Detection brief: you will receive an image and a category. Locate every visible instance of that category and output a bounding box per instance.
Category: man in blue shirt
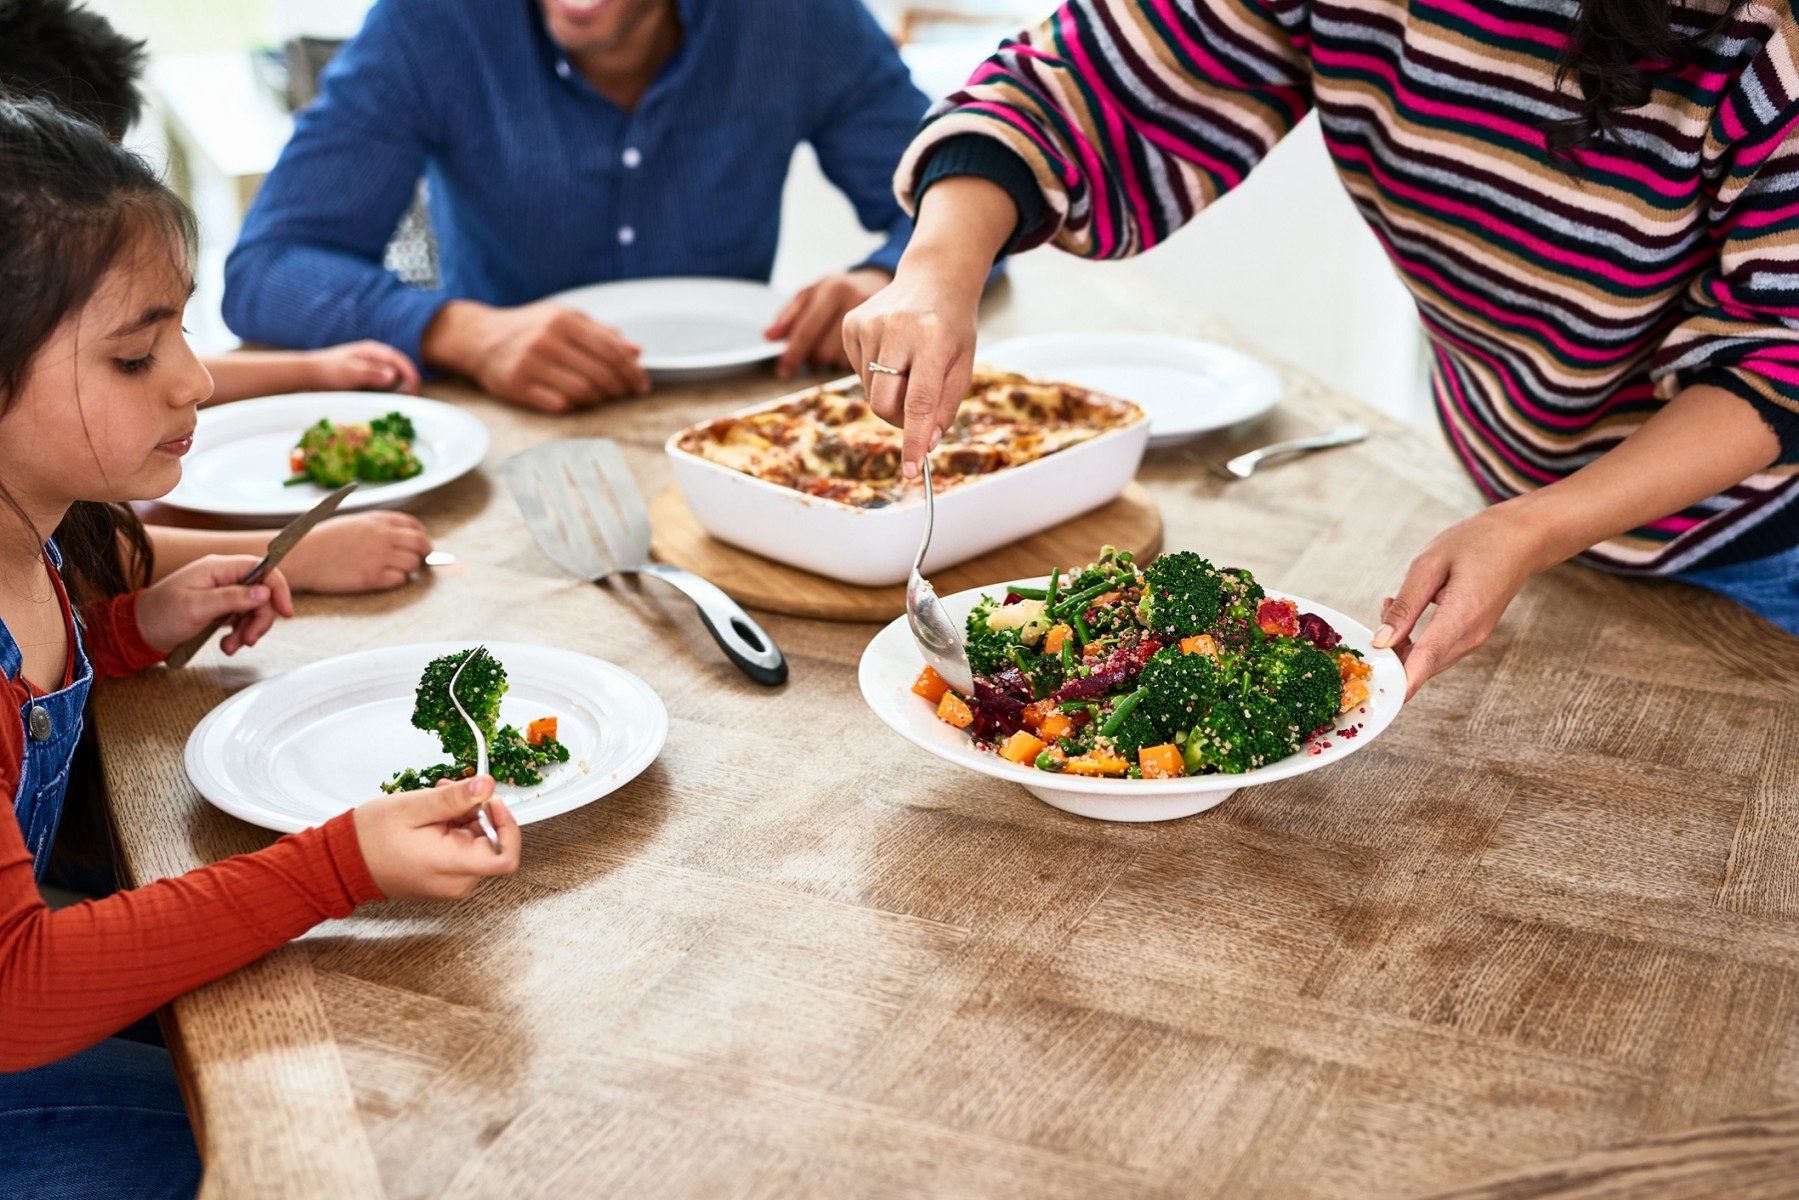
[223,0,929,412]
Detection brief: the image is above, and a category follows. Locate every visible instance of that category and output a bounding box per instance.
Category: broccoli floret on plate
[356,431,422,482]
[1134,551,1224,639]
[1211,567,1269,651]
[383,649,571,792]
[964,596,1027,677]
[1135,646,1223,742]
[1251,636,1342,736]
[1180,688,1296,774]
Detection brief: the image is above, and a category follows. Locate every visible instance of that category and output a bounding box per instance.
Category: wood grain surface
[93,254,1799,1198]
[646,482,1164,621]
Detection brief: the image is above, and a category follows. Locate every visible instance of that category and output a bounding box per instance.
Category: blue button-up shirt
[223,0,929,362]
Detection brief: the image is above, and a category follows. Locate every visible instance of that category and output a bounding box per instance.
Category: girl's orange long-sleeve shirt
[0,585,383,1071]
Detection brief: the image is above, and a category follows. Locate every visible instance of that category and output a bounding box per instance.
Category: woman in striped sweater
[844,0,1799,693]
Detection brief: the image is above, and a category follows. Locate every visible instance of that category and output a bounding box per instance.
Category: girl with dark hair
[0,96,521,1198]
[0,0,436,599]
[846,0,1799,695]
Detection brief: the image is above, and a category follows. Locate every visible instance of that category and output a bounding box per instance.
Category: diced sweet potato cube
[912,666,951,704]
[1039,711,1075,740]
[1044,624,1073,654]
[1021,699,1056,730]
[525,716,559,746]
[1179,634,1218,658]
[1138,743,1184,779]
[1339,678,1369,712]
[937,691,974,728]
[1336,652,1372,683]
[1000,730,1048,764]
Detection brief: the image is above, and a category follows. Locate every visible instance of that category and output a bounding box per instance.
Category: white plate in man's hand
[548,277,786,381]
[161,393,489,522]
[184,642,667,834]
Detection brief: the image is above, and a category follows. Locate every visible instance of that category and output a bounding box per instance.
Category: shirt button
[555,59,572,80]
[622,147,642,168]
[618,225,636,246]
[27,706,51,742]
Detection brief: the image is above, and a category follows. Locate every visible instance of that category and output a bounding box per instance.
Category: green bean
[1099,687,1147,737]
[1071,613,1092,647]
[1045,569,1060,612]
[1059,636,1074,673]
[1053,578,1117,618]
[1005,585,1049,600]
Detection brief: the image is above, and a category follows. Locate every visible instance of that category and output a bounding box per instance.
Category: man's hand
[421,300,650,413]
[765,268,891,381]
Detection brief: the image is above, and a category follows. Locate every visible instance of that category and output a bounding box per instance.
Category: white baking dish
[664,378,1150,587]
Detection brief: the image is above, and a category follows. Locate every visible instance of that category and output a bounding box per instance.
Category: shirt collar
[535,0,702,100]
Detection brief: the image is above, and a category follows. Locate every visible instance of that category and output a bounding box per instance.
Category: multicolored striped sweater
[898,0,1799,573]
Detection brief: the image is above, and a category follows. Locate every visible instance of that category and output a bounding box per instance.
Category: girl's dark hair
[0,94,195,599]
[1549,0,1748,154]
[0,0,149,143]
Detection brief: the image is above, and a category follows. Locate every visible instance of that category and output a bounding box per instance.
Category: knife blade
[164,482,359,668]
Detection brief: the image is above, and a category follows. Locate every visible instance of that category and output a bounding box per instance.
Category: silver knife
[164,482,359,668]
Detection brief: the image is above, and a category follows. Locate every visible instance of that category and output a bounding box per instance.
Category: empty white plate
[548,277,787,381]
[982,332,1283,448]
[184,641,667,834]
[161,393,489,522]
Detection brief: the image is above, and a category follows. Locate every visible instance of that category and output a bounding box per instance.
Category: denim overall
[2,542,92,881]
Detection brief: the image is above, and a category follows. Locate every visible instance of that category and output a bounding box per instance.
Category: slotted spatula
[500,439,788,686]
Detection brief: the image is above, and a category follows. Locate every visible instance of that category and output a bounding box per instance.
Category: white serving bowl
[859,578,1405,822]
[665,381,1150,587]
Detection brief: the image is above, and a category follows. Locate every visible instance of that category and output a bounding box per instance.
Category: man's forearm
[1507,383,1783,569]
[419,300,492,377]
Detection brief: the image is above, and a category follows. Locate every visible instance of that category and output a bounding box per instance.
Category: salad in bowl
[859,547,1404,822]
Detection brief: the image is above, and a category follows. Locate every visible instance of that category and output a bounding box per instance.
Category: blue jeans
[0,1038,200,1199]
[1675,543,1799,636]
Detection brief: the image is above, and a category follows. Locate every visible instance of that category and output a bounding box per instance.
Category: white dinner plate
[548,277,786,381]
[982,332,1283,448]
[185,641,668,834]
[859,578,1404,823]
[161,393,489,522]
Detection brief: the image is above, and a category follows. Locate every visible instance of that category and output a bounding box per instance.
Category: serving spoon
[905,457,975,696]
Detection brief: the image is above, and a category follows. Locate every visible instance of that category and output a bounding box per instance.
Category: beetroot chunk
[1296,612,1342,651]
[1054,639,1162,701]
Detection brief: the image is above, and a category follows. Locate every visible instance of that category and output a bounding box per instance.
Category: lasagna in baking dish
[672,368,1144,508]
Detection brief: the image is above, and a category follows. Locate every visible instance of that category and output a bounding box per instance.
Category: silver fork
[1210,423,1369,480]
[905,457,975,696]
[448,646,504,855]
[500,440,788,686]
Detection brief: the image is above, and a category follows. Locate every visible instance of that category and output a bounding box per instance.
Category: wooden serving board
[648,483,1163,623]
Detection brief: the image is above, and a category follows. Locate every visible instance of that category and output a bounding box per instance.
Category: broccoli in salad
[286,411,423,488]
[910,547,1374,780]
[382,649,569,792]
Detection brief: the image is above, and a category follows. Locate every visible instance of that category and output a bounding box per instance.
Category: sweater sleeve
[895,0,1313,260]
[1650,27,1799,465]
[78,592,165,683]
[0,808,382,1071]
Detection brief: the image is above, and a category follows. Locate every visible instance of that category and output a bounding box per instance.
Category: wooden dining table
[99,252,1799,1198]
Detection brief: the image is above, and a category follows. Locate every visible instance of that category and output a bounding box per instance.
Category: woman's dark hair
[0,94,195,599]
[1549,0,1748,154]
[0,0,148,143]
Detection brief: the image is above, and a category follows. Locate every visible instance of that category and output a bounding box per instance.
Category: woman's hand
[765,268,892,380]
[353,775,521,900]
[1373,501,1551,698]
[136,555,296,656]
[304,339,421,395]
[279,512,433,594]
[841,176,1021,475]
[841,259,984,474]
